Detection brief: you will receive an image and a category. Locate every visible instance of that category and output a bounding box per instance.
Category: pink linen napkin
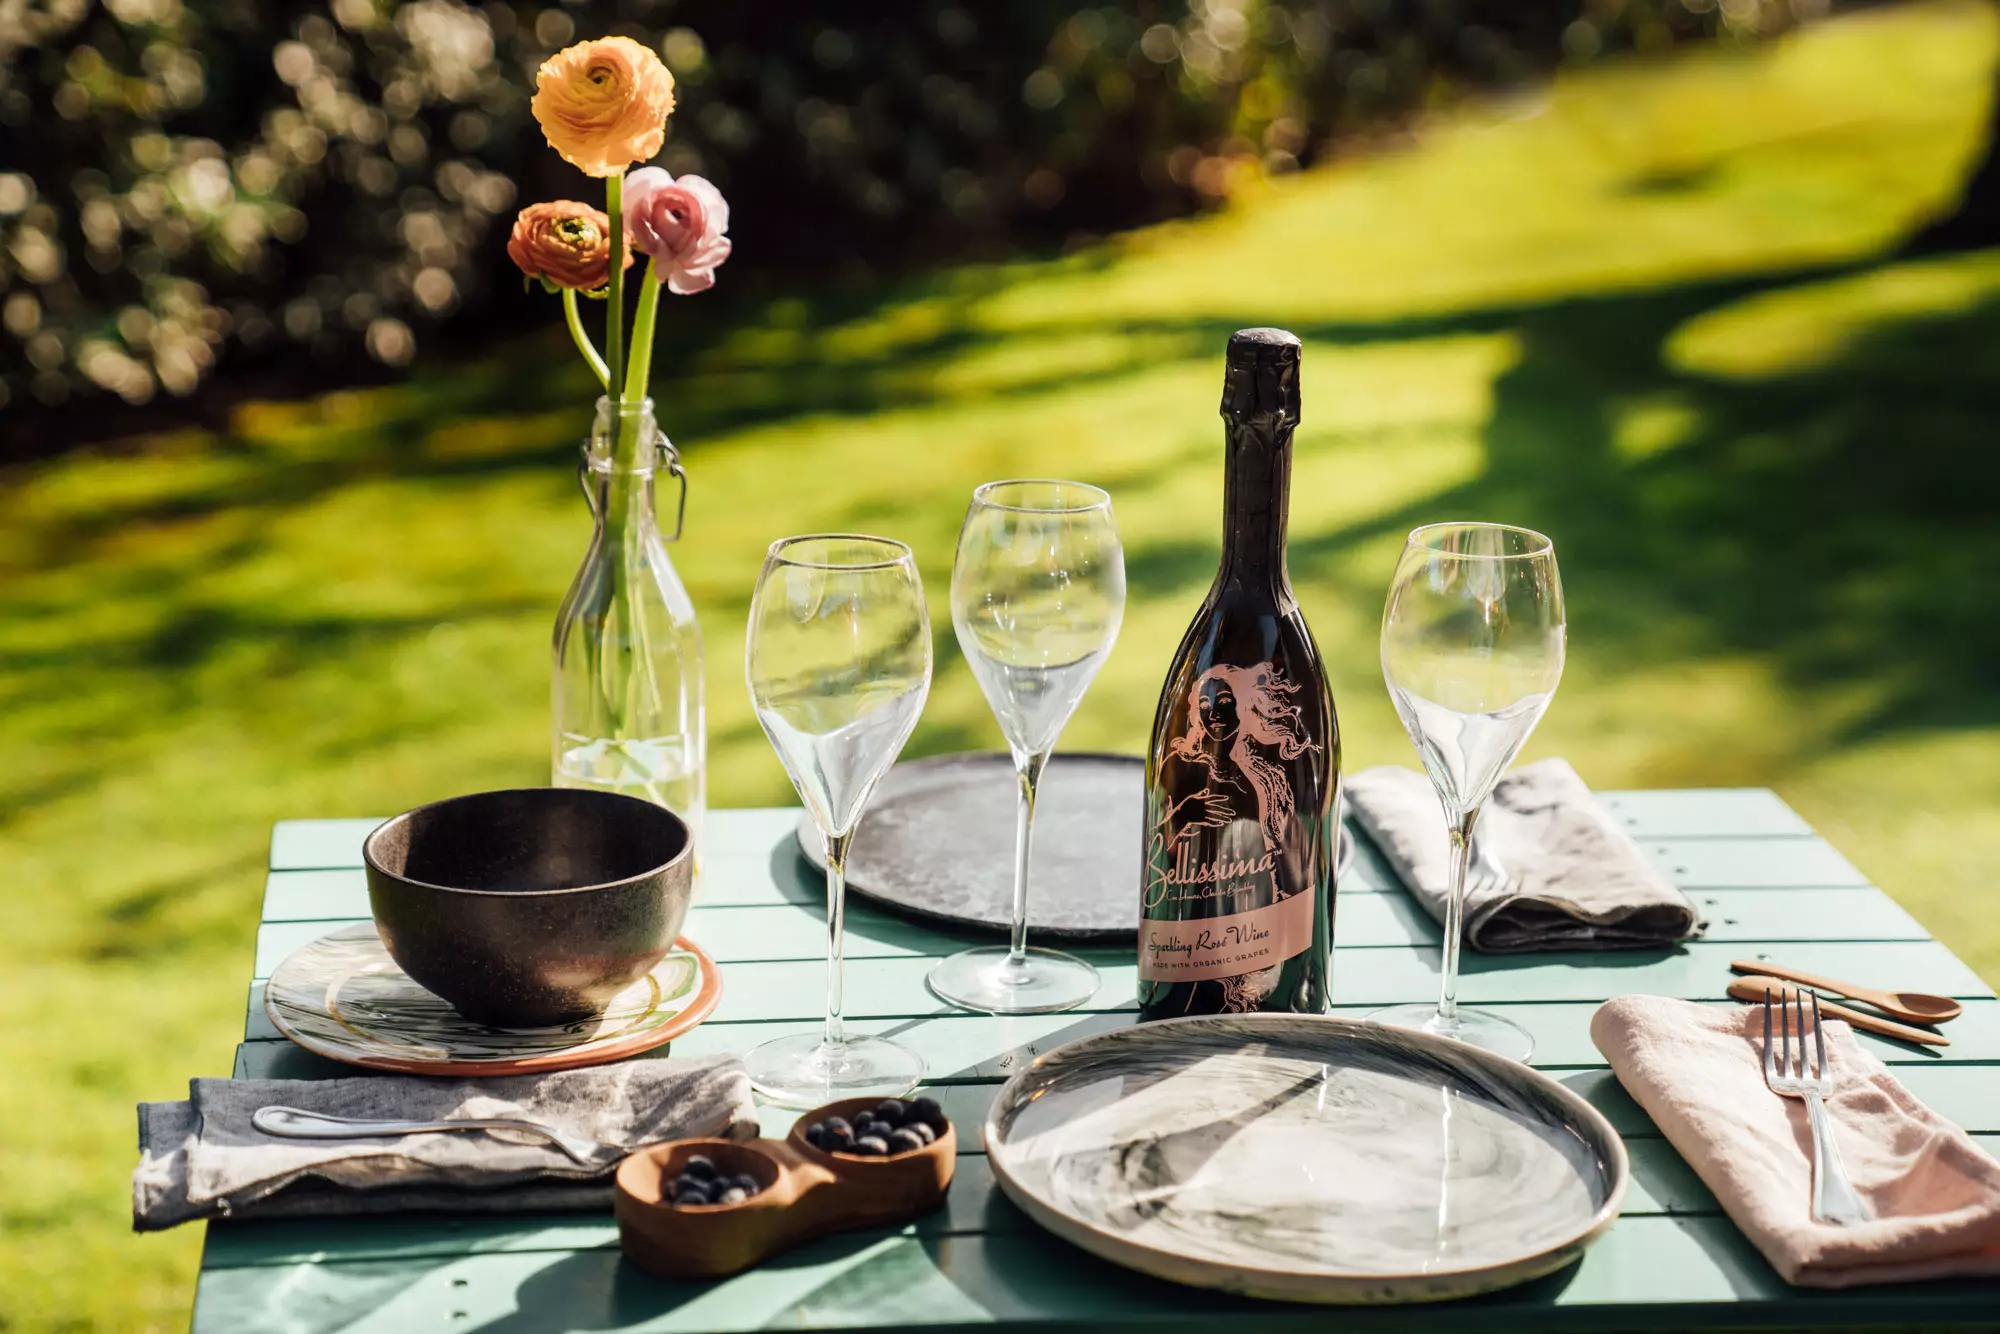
[1591,994,2000,1287]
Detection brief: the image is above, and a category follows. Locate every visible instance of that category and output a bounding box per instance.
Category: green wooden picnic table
[192,790,2000,1331]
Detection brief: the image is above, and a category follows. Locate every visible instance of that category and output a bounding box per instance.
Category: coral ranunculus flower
[624,168,732,294]
[531,36,676,178]
[506,201,631,291]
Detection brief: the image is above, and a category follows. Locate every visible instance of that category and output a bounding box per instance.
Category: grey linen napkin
[1345,758,1702,952]
[133,1055,756,1231]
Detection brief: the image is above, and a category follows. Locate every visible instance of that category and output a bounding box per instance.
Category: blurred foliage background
[1,0,1825,443]
[5,0,2000,1331]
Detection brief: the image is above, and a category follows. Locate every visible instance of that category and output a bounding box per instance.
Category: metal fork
[1761,987,1873,1225]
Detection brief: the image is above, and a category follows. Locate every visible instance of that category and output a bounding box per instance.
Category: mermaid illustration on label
[1158,661,1318,865]
[1151,661,1320,1011]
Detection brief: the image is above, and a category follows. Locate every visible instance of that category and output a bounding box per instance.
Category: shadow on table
[458,1229,1611,1334]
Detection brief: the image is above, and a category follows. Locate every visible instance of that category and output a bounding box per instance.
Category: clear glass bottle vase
[552,395,706,861]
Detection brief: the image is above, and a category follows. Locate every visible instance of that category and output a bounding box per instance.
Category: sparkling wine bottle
[1138,328,1340,1020]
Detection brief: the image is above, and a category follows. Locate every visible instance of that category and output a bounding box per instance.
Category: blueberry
[718,1187,749,1205]
[873,1099,907,1127]
[672,1177,710,1205]
[732,1172,761,1196]
[888,1128,926,1154]
[906,1120,937,1145]
[822,1122,854,1150]
[855,1118,886,1140]
[908,1096,945,1129]
[821,1115,851,1139]
[804,1121,826,1148]
[681,1154,718,1182]
[851,1135,889,1156]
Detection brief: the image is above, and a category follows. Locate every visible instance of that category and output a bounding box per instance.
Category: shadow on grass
[1288,268,2000,748]
[6,247,1997,836]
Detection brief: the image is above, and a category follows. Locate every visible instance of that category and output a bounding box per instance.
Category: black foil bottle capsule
[1137,328,1340,1020]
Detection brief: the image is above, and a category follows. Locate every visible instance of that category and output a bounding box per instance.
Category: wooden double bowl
[615,1096,957,1279]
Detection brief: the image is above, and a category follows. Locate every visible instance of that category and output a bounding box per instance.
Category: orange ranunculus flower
[531,36,676,178]
[506,201,632,291]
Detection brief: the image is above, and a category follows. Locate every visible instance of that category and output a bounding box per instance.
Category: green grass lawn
[5,2,1999,1327]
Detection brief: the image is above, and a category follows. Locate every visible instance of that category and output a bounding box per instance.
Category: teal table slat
[199,788,2000,1334]
[249,907,1970,990]
[192,1218,2000,1332]
[265,803,1867,892]
[241,934,1995,1023]
[259,877,1934,950]
[235,995,2000,1074]
[1593,788,1815,838]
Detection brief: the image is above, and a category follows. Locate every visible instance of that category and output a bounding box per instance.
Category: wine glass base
[927,946,1099,1015]
[1368,1003,1537,1063]
[744,1033,924,1109]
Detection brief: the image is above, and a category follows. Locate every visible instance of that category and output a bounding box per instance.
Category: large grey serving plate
[797,752,1351,941]
[984,1014,1629,1304]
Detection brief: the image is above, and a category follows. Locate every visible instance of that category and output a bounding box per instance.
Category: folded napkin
[1345,758,1701,952]
[133,1055,756,1231]
[1593,995,2000,1286]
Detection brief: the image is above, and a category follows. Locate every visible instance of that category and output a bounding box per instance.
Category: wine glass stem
[823,829,852,1048]
[1437,808,1479,1025]
[1007,749,1048,968]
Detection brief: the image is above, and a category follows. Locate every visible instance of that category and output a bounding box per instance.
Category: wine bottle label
[1141,661,1320,987]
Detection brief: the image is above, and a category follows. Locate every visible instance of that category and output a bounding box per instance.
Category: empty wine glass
[926,480,1126,1014]
[745,534,933,1105]
[1369,522,1565,1061]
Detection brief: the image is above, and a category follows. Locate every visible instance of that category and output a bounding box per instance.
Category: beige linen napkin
[1592,995,2000,1286]
[1346,758,1701,951]
[133,1055,757,1230]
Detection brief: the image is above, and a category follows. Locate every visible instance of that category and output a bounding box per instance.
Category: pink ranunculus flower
[623,167,732,294]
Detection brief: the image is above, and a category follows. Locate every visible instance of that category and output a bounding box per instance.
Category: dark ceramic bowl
[363,788,693,1028]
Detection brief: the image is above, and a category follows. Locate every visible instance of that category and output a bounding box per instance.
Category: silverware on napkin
[1761,988,1873,1226]
[252,1105,605,1166]
[133,1057,758,1230]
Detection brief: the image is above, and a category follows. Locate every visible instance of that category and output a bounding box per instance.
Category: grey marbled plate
[985,1014,1628,1304]
[796,752,1351,942]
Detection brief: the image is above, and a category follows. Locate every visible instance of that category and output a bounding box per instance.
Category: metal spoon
[1729,960,1964,1026]
[251,1105,605,1166]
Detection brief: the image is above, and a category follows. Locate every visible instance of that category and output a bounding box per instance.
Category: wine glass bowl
[951,480,1126,758]
[745,534,932,1106]
[927,480,1126,1015]
[1370,522,1565,1061]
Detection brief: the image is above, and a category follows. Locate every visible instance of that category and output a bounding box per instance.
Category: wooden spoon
[1727,977,1948,1048]
[1730,959,1963,1026]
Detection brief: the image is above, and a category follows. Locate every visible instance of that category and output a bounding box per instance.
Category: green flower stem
[561,289,609,389]
[606,173,625,404]
[581,181,674,814]
[623,263,664,411]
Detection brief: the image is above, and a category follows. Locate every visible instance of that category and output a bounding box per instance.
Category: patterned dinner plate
[264,923,722,1077]
[985,1013,1628,1304]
